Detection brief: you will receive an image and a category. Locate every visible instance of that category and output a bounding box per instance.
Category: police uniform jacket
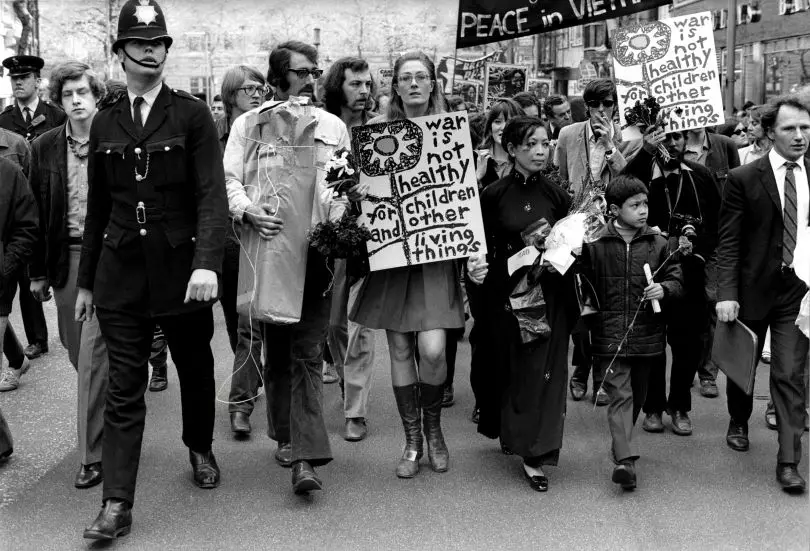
[0,99,66,142]
[77,84,227,316]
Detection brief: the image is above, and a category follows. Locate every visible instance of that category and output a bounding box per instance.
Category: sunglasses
[287,68,323,79]
[585,99,615,108]
[732,128,747,135]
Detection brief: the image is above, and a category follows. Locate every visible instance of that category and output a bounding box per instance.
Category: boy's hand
[644,282,664,300]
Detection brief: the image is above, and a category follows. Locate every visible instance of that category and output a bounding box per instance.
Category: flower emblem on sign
[613,22,671,67]
[356,120,422,176]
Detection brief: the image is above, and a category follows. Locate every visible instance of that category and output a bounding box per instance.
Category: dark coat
[77,85,228,316]
[27,123,73,288]
[0,127,30,176]
[716,155,810,321]
[581,222,683,358]
[0,156,38,316]
[0,99,66,142]
[703,132,741,190]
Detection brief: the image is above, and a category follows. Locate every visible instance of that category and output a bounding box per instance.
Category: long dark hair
[387,51,445,120]
[322,57,374,117]
[480,98,524,150]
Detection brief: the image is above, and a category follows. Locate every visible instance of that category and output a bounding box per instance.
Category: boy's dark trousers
[643,255,709,416]
[570,321,603,393]
[600,355,661,463]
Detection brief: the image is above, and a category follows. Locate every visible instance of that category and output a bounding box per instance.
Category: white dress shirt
[769,148,809,269]
[17,95,39,120]
[127,82,162,126]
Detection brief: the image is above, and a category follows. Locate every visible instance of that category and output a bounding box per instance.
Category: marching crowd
[0,0,807,542]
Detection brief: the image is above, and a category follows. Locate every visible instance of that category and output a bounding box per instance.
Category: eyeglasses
[287,68,323,80]
[585,99,615,109]
[239,85,268,96]
[397,72,431,85]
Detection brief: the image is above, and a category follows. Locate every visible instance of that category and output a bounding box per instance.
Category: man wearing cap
[0,55,64,363]
[75,0,227,540]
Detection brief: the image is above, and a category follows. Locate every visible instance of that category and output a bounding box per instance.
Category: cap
[2,55,44,77]
[113,0,173,52]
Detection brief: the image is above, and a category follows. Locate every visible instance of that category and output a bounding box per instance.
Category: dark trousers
[644,256,709,415]
[727,270,809,465]
[262,258,332,467]
[15,270,48,347]
[149,325,167,369]
[96,306,216,506]
[570,321,601,391]
[599,355,658,463]
[3,323,25,368]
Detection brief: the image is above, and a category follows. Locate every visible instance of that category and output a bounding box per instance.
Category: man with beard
[224,41,367,494]
[321,57,377,442]
[624,127,721,438]
[77,0,227,539]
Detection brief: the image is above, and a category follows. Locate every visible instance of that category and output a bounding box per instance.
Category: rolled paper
[644,263,661,313]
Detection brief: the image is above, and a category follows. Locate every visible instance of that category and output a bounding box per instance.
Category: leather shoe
[470,406,480,424]
[75,462,103,489]
[612,462,637,491]
[500,438,514,455]
[669,410,693,436]
[230,412,251,435]
[441,385,455,408]
[594,387,610,407]
[292,460,322,494]
[275,441,292,467]
[344,418,367,442]
[726,419,749,452]
[776,463,806,493]
[148,365,168,392]
[23,343,48,360]
[642,413,664,433]
[569,377,586,401]
[522,465,548,492]
[189,449,220,489]
[765,401,778,431]
[83,499,132,540]
[699,379,719,398]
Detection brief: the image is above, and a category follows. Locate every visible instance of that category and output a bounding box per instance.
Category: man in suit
[0,55,65,361]
[542,94,571,140]
[27,61,108,490]
[76,0,227,539]
[716,96,810,493]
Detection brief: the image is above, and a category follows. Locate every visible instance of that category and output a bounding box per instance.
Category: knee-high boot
[392,384,423,478]
[420,382,449,472]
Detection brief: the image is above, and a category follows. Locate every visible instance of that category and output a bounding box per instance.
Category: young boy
[580,175,683,490]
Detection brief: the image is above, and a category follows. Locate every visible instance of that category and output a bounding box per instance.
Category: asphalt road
[0,298,807,551]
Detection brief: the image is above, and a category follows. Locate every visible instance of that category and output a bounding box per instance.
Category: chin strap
[123,48,166,69]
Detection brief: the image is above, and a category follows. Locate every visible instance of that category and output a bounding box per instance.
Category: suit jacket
[716,155,810,320]
[0,99,66,142]
[77,84,228,316]
[697,132,740,189]
[554,120,642,194]
[27,123,73,288]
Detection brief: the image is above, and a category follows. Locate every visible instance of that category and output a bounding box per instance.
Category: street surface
[0,297,807,550]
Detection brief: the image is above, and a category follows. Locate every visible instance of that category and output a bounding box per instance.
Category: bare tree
[13,0,34,55]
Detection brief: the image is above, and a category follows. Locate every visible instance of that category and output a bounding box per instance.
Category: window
[185,32,205,52]
[189,77,205,95]
[779,0,808,14]
[583,23,607,50]
[570,26,582,47]
[557,29,569,49]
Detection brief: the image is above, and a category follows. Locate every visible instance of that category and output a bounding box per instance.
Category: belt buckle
[136,201,146,224]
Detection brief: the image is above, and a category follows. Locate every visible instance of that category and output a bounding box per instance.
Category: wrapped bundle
[542,181,607,274]
[236,99,319,324]
[509,219,552,343]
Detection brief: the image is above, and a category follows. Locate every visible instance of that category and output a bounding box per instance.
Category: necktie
[133,96,145,134]
[23,107,31,124]
[782,162,798,267]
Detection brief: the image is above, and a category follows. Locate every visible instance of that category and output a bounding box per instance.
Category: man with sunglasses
[556,79,642,404]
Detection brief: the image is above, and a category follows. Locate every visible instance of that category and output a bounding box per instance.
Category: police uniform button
[134,147,142,154]
[104,233,108,239]
[191,237,196,242]
[164,146,170,151]
[139,228,147,236]
[106,149,111,154]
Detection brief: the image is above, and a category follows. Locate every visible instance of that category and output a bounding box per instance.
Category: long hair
[220,64,265,120]
[49,61,106,106]
[480,98,524,150]
[267,41,318,92]
[387,51,445,120]
[322,57,373,117]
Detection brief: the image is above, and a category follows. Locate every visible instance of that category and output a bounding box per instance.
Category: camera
[670,213,701,239]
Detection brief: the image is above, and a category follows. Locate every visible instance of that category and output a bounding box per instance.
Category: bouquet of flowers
[307,214,371,260]
[623,96,681,162]
[324,147,359,196]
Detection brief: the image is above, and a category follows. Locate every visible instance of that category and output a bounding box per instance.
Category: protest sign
[484,63,529,108]
[351,113,487,272]
[377,68,394,93]
[437,51,500,95]
[528,78,551,99]
[612,12,724,138]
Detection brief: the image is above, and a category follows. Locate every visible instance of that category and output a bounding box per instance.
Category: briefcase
[711,319,759,395]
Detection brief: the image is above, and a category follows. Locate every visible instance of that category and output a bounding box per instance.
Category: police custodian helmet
[113,0,173,51]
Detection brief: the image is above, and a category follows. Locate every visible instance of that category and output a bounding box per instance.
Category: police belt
[109,204,193,232]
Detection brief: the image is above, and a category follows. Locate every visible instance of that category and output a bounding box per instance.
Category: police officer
[76,0,227,540]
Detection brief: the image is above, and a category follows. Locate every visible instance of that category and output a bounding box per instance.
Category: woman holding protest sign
[350,51,465,479]
[469,116,578,492]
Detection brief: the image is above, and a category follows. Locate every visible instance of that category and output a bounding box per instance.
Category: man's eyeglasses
[397,72,431,85]
[288,68,323,80]
[585,99,615,109]
[239,85,268,96]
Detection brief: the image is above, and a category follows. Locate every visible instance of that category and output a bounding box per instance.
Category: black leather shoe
[569,377,586,401]
[189,449,220,489]
[776,463,806,494]
[441,385,455,408]
[83,499,132,540]
[765,401,778,431]
[612,463,637,490]
[75,462,103,489]
[726,420,749,452]
[292,460,323,494]
[522,465,548,492]
[500,439,514,455]
[148,365,168,392]
[344,418,368,442]
[669,410,693,436]
[230,412,251,435]
[275,441,292,467]
[23,343,48,360]
[470,406,480,424]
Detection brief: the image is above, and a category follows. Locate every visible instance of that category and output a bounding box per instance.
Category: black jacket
[77,85,228,316]
[580,222,683,358]
[0,156,38,316]
[0,99,66,142]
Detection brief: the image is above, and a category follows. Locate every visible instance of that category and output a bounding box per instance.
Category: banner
[437,51,501,94]
[528,78,552,99]
[457,0,671,49]
[612,12,724,137]
[484,63,529,108]
[351,113,487,271]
